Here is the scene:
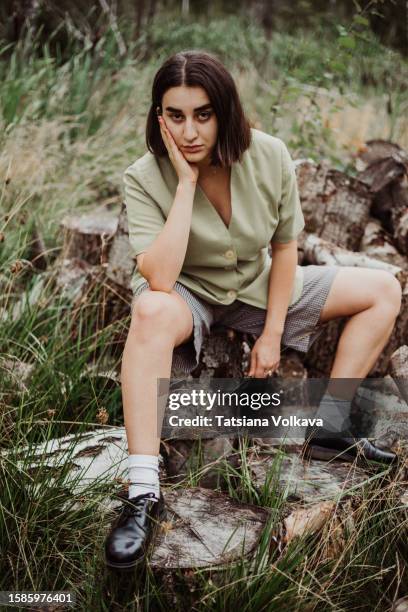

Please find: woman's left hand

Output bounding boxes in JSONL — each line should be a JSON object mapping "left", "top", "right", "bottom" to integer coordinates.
{"left": 246, "top": 333, "right": 281, "bottom": 378}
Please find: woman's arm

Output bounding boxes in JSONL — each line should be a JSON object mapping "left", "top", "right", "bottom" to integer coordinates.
{"left": 262, "top": 239, "right": 298, "bottom": 338}
{"left": 246, "top": 239, "right": 298, "bottom": 377}
{"left": 131, "top": 112, "right": 199, "bottom": 293}
{"left": 137, "top": 179, "right": 197, "bottom": 292}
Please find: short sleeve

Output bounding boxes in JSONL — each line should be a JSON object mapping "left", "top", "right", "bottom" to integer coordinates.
{"left": 271, "top": 141, "right": 305, "bottom": 243}
{"left": 124, "top": 166, "right": 165, "bottom": 257}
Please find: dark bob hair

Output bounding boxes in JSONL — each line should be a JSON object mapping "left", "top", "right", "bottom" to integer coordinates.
{"left": 146, "top": 50, "right": 252, "bottom": 168}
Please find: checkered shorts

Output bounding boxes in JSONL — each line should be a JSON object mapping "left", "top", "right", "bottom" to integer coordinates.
{"left": 132, "top": 264, "right": 340, "bottom": 374}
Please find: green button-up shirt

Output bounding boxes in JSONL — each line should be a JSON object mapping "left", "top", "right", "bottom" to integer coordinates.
{"left": 124, "top": 128, "right": 305, "bottom": 309}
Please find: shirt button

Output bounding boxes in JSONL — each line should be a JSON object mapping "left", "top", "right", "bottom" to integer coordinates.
{"left": 224, "top": 249, "right": 235, "bottom": 259}
{"left": 227, "top": 290, "right": 237, "bottom": 299}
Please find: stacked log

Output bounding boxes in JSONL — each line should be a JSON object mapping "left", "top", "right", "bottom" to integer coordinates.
{"left": 7, "top": 144, "right": 408, "bottom": 568}
{"left": 298, "top": 141, "right": 408, "bottom": 378}
{"left": 49, "top": 138, "right": 408, "bottom": 382}
{"left": 22, "top": 138, "right": 406, "bottom": 448}
{"left": 8, "top": 426, "right": 402, "bottom": 570}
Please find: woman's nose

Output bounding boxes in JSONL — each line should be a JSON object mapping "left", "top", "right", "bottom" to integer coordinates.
{"left": 183, "top": 118, "right": 198, "bottom": 139}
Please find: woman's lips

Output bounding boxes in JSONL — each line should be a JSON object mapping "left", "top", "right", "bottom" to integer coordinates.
{"left": 183, "top": 146, "right": 204, "bottom": 152}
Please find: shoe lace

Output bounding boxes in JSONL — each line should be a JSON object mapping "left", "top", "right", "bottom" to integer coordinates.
{"left": 121, "top": 492, "right": 158, "bottom": 519}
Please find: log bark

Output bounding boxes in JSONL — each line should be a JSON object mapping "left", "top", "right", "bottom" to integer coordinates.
{"left": 360, "top": 218, "right": 407, "bottom": 270}
{"left": 356, "top": 141, "right": 408, "bottom": 255}
{"left": 105, "top": 202, "right": 135, "bottom": 289}
{"left": 390, "top": 181, "right": 408, "bottom": 256}
{"left": 295, "top": 160, "right": 372, "bottom": 250}
{"left": 352, "top": 381, "right": 408, "bottom": 449}
{"left": 358, "top": 157, "right": 406, "bottom": 194}
{"left": 389, "top": 345, "right": 408, "bottom": 406}
{"left": 355, "top": 139, "right": 408, "bottom": 174}
{"left": 160, "top": 437, "right": 236, "bottom": 490}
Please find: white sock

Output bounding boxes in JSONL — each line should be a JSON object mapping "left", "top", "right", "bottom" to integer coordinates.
{"left": 127, "top": 454, "right": 160, "bottom": 501}
{"left": 315, "top": 391, "right": 352, "bottom": 433}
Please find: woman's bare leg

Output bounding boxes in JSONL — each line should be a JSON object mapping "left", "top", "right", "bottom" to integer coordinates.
{"left": 317, "top": 267, "right": 402, "bottom": 399}
{"left": 121, "top": 288, "right": 194, "bottom": 456}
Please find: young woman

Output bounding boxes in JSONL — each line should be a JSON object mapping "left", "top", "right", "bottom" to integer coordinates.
{"left": 105, "top": 50, "right": 401, "bottom": 570}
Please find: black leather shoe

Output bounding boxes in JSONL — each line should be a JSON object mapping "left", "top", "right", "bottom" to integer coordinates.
{"left": 302, "top": 426, "right": 398, "bottom": 465}
{"left": 105, "top": 492, "right": 166, "bottom": 569}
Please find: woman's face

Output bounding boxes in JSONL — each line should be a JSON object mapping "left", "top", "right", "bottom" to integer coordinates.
{"left": 160, "top": 85, "right": 218, "bottom": 167}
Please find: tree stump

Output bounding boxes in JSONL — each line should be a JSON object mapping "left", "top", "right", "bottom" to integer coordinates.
{"left": 60, "top": 205, "right": 119, "bottom": 265}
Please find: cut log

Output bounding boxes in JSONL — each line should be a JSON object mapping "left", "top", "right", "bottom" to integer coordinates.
{"left": 249, "top": 450, "right": 369, "bottom": 504}
{"left": 60, "top": 205, "right": 119, "bottom": 265}
{"left": 283, "top": 501, "right": 335, "bottom": 543}
{"left": 391, "top": 597, "right": 408, "bottom": 612}
{"left": 360, "top": 219, "right": 407, "bottom": 270}
{"left": 11, "top": 426, "right": 405, "bottom": 569}
{"left": 53, "top": 257, "right": 97, "bottom": 302}
{"left": 149, "top": 488, "right": 270, "bottom": 568}
{"left": 50, "top": 257, "right": 133, "bottom": 351}
{"left": 355, "top": 139, "right": 408, "bottom": 172}
{"left": 357, "top": 157, "right": 406, "bottom": 194}
{"left": 303, "top": 233, "right": 404, "bottom": 282}
{"left": 160, "top": 437, "right": 236, "bottom": 490}
{"left": 5, "top": 428, "right": 360, "bottom": 569}
{"left": 276, "top": 349, "right": 307, "bottom": 379}
{"left": 356, "top": 141, "right": 408, "bottom": 255}
{"left": 352, "top": 381, "right": 408, "bottom": 448}
{"left": 295, "top": 160, "right": 371, "bottom": 250}
{"left": 5, "top": 430, "right": 271, "bottom": 568}
{"left": 396, "top": 208, "right": 408, "bottom": 256}
{"left": 388, "top": 345, "right": 408, "bottom": 408}
{"left": 390, "top": 181, "right": 408, "bottom": 256}
{"left": 105, "top": 202, "right": 135, "bottom": 289}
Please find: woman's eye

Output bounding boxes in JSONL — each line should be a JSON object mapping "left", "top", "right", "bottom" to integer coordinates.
{"left": 170, "top": 112, "right": 212, "bottom": 121}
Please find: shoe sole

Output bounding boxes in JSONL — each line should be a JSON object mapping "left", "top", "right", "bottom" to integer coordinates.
{"left": 302, "top": 443, "right": 359, "bottom": 463}
{"left": 105, "top": 505, "right": 167, "bottom": 570}
{"left": 302, "top": 444, "right": 397, "bottom": 466}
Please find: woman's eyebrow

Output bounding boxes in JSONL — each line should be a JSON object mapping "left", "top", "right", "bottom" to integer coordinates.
{"left": 165, "top": 103, "right": 213, "bottom": 112}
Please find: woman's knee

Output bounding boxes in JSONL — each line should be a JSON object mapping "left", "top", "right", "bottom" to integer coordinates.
{"left": 374, "top": 272, "right": 402, "bottom": 317}
{"left": 130, "top": 290, "right": 191, "bottom": 342}
{"left": 319, "top": 267, "right": 402, "bottom": 322}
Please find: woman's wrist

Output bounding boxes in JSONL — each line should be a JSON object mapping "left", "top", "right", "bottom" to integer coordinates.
{"left": 261, "top": 327, "right": 284, "bottom": 340}
{"left": 178, "top": 178, "right": 197, "bottom": 190}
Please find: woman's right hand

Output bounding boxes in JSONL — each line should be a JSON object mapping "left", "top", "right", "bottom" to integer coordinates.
{"left": 157, "top": 110, "right": 199, "bottom": 185}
